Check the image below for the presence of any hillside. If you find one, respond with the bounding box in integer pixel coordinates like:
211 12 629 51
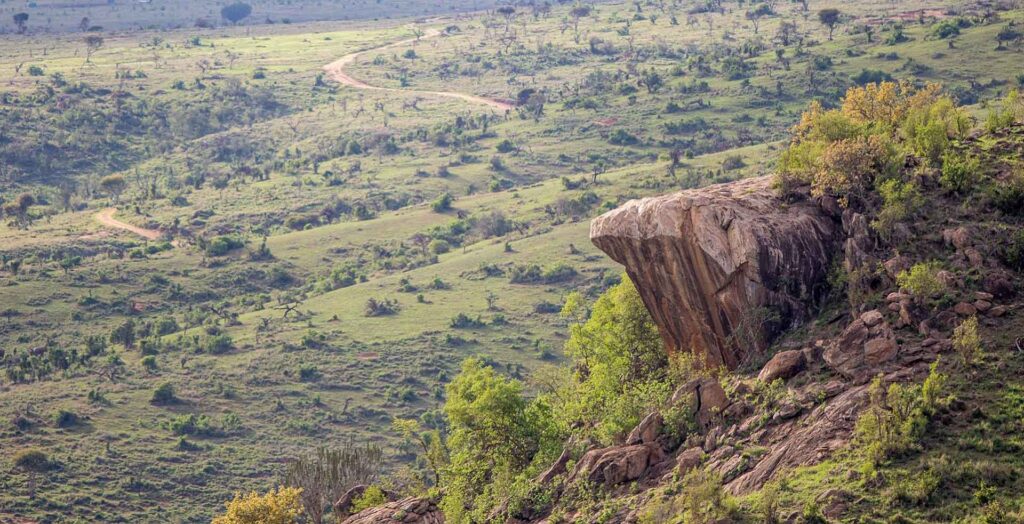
1 0 1023 522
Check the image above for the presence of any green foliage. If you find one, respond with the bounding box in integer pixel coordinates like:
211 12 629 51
553 279 669 444
871 178 923 240
441 357 561 523
638 469 739 524
854 363 948 471
13 449 52 472
1002 229 1024 271
151 382 177 404
205 235 246 257
896 262 945 301
508 263 577 284
431 192 454 213
985 89 1024 132
989 171 1024 216
351 485 387 513
940 151 981 195
952 316 981 366
54 409 80 428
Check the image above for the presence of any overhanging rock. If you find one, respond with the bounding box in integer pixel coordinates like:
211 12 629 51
591 176 841 369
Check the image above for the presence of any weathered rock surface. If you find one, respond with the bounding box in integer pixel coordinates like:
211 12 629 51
590 176 840 368
823 311 898 380
758 350 806 383
568 444 663 486
340 497 443 524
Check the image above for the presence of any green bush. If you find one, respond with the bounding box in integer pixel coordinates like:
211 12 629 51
202 334 234 354
952 316 981 366
152 382 177 404
431 192 454 212
450 313 486 329
872 178 923 240
1003 229 1024 271
896 262 946 300
940 151 981 195
166 413 215 436
54 409 80 428
351 486 387 513
989 171 1024 216
204 235 245 256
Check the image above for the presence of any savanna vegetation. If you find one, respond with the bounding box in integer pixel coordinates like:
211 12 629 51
2 0 1024 522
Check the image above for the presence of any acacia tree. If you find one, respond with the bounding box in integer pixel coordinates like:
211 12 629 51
100 174 126 203
13 449 51 498
13 13 28 34
221 2 253 25
84 35 104 64
819 8 841 41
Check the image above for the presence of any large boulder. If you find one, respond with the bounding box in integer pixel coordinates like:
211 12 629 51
568 444 663 486
340 497 443 524
591 176 840 369
758 350 806 383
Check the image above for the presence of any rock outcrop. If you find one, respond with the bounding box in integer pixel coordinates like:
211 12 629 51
591 176 841 369
340 497 443 524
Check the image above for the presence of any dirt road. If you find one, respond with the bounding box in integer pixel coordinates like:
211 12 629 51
94 207 162 241
323 29 514 111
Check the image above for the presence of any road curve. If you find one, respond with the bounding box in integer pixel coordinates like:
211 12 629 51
94 207 162 241
323 29 514 111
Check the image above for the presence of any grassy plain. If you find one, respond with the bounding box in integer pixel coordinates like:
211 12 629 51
1 0 1023 521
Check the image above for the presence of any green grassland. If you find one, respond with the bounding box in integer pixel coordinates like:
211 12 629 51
0 0 508 34
1 0 1023 521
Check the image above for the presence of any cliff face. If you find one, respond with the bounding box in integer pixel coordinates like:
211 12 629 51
590 176 842 369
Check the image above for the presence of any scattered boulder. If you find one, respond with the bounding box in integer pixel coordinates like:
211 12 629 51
626 412 663 446
942 227 971 250
953 302 977 316
823 316 898 380
676 447 704 476
569 444 662 487
340 497 443 524
758 350 806 383
671 377 730 428
590 176 841 369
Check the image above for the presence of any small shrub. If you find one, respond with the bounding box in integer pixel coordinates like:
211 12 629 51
364 298 400 317
854 375 927 467
212 487 303 524
872 178 923 240
989 171 1024 216
721 155 746 171
1002 229 1024 271
141 355 158 372
203 334 234 354
952 316 981 366
205 235 245 257
298 364 320 382
450 313 486 329
431 192 454 212
428 239 450 255
152 383 178 405
940 151 981 195
351 485 387 513
54 409 80 428
896 262 945 300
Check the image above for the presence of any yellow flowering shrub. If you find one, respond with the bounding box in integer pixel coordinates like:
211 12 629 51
212 487 303 524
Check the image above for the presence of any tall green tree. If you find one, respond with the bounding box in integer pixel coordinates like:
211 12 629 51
441 358 559 523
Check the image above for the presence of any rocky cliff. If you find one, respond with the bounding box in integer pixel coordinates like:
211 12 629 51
591 176 841 369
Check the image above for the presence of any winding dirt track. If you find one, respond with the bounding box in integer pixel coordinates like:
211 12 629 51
94 207 162 240
323 29 514 111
